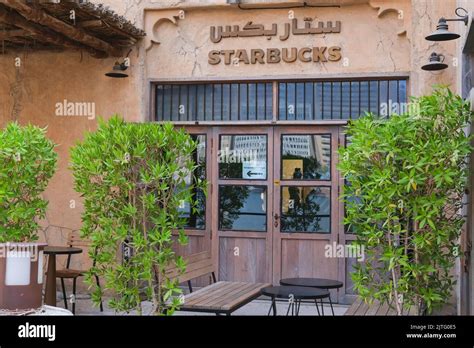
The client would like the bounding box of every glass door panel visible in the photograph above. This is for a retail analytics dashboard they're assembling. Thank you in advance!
[218,185,267,232]
[219,135,268,180]
[280,186,331,233]
[281,134,331,180]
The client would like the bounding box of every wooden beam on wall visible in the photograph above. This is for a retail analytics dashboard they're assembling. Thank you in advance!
[2,0,122,57]
[0,29,28,40]
[0,6,106,57]
[77,19,103,28]
[77,19,138,44]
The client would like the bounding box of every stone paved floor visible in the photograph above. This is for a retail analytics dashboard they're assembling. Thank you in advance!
[55,293,349,316]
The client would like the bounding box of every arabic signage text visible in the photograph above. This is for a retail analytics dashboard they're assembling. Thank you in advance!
[208,18,343,65]
[210,18,341,43]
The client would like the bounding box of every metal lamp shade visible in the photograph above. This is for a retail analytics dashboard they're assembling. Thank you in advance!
[425,18,461,41]
[105,62,128,78]
[426,28,461,41]
[421,61,448,71]
[421,52,448,71]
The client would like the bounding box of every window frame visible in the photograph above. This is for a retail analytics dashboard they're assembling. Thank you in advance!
[151,76,409,124]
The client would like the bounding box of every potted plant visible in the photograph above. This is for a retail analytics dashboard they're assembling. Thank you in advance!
[0,122,57,310]
[338,87,472,315]
[70,116,206,315]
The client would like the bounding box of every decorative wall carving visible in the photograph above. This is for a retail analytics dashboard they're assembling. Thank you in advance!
[144,10,182,51]
[369,0,409,38]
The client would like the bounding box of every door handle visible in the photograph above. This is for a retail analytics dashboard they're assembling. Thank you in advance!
[274,213,280,228]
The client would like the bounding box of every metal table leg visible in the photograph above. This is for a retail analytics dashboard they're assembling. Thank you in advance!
[328,294,335,316]
[286,301,291,316]
[268,297,277,316]
[314,299,321,316]
[296,299,301,316]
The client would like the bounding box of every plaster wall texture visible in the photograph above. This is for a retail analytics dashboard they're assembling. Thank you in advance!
[145,4,410,79]
[0,52,142,270]
[0,0,463,301]
[410,0,457,95]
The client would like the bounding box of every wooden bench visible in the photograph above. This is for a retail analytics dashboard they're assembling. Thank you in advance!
[166,251,270,315]
[345,297,418,315]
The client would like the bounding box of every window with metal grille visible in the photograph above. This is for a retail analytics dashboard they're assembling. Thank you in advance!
[278,79,407,120]
[153,78,407,122]
[154,82,273,121]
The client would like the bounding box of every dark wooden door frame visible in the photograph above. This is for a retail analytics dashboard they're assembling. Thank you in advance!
[181,125,348,297]
[272,126,342,301]
[210,126,274,283]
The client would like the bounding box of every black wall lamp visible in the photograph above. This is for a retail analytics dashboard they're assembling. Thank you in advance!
[105,49,132,78]
[105,61,128,78]
[421,52,448,71]
[425,7,469,41]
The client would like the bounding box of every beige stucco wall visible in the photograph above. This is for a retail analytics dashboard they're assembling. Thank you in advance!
[410,0,457,95]
[0,52,142,271]
[0,0,464,303]
[145,4,410,79]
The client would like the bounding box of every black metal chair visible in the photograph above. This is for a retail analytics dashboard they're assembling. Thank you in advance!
[56,231,103,314]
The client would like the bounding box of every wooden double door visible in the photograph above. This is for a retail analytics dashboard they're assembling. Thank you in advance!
[181,125,351,302]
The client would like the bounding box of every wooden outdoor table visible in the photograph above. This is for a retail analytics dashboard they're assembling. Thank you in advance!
[179,281,270,315]
[44,246,82,306]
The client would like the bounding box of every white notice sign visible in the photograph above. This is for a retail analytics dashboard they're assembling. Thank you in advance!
[243,161,266,179]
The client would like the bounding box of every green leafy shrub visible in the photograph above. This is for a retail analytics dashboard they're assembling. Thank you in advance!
[70,116,206,315]
[0,122,57,242]
[338,87,472,315]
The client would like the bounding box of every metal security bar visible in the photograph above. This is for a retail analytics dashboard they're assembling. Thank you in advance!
[153,78,407,122]
[155,82,273,121]
[278,79,407,120]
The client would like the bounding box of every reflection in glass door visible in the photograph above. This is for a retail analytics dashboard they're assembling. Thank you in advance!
[280,186,331,233]
[279,134,332,234]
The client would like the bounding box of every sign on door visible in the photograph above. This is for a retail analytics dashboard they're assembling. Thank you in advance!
[242,161,266,179]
